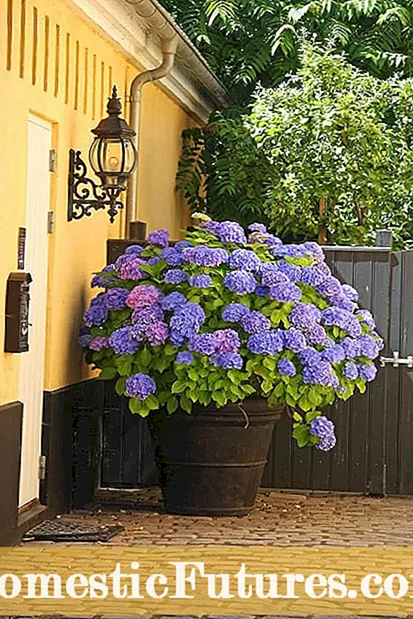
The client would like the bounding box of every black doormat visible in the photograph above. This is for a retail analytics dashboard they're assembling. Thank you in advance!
[23,519,123,542]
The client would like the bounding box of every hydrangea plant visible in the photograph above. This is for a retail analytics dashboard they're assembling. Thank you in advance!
[79,216,383,452]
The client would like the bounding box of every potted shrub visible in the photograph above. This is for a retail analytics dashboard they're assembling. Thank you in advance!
[79,216,383,515]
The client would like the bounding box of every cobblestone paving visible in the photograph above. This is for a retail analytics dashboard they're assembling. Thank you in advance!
[17,489,413,618]
[23,488,413,547]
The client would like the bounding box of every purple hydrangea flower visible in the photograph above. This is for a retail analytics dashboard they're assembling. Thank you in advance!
[174,240,192,251]
[329,293,355,313]
[269,282,302,303]
[164,269,188,284]
[126,285,163,310]
[104,288,130,311]
[160,247,183,267]
[303,361,336,386]
[89,336,110,351]
[306,324,327,345]
[299,347,322,365]
[302,242,325,263]
[356,310,376,330]
[170,330,186,346]
[322,307,362,338]
[248,223,267,233]
[359,335,380,360]
[317,435,337,451]
[125,373,156,400]
[343,361,358,380]
[132,316,169,346]
[278,358,296,377]
[119,257,147,281]
[132,305,164,324]
[214,329,241,353]
[309,416,336,448]
[147,229,169,247]
[283,328,307,353]
[161,292,187,311]
[300,265,328,287]
[78,326,92,348]
[222,303,250,323]
[289,303,321,329]
[247,330,284,355]
[182,245,229,267]
[125,245,144,255]
[189,274,212,288]
[241,310,271,334]
[189,333,217,356]
[206,220,247,244]
[358,363,377,381]
[341,337,361,359]
[342,284,358,302]
[228,249,261,271]
[277,260,301,283]
[210,352,243,369]
[224,270,257,295]
[322,344,345,364]
[255,285,269,297]
[170,302,205,338]
[109,326,139,355]
[91,265,116,288]
[83,295,108,326]
[176,352,194,365]
[317,277,342,297]
[271,244,308,259]
[260,263,289,286]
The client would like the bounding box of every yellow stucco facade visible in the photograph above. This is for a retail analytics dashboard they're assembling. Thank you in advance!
[0,0,198,403]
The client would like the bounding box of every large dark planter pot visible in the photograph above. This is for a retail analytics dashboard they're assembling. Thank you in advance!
[148,399,283,516]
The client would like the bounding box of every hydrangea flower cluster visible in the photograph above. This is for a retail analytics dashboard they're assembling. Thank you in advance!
[80,217,382,450]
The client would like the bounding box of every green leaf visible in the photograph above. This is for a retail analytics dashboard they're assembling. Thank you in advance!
[145,395,159,411]
[115,355,133,376]
[172,380,187,394]
[115,376,127,396]
[99,367,117,380]
[167,397,179,414]
[139,348,151,367]
[180,393,192,413]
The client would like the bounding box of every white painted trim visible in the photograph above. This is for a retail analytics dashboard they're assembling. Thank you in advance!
[66,0,225,122]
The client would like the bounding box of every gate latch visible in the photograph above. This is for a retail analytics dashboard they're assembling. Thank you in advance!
[380,351,413,368]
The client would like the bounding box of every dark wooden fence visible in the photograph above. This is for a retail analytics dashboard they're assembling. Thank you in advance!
[100,240,413,495]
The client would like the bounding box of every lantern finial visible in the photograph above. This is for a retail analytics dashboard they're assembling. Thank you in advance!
[107,85,122,116]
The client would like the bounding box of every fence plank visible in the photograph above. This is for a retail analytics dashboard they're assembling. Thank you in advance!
[398,252,413,494]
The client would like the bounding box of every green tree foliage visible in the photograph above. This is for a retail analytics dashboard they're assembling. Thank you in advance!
[163,0,413,104]
[177,47,413,248]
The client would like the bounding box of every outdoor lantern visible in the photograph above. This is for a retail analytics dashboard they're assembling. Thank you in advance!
[67,86,137,223]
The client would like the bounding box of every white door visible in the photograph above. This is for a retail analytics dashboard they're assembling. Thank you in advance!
[19,115,51,509]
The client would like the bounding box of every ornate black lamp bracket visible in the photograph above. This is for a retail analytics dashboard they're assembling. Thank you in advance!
[67,149,124,224]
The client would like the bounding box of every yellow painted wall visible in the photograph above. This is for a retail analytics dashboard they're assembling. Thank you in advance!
[0,0,195,402]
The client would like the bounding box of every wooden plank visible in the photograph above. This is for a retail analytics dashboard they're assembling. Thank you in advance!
[346,251,373,492]
[101,382,123,488]
[368,250,391,493]
[264,413,293,488]
[326,250,353,491]
[398,251,413,494]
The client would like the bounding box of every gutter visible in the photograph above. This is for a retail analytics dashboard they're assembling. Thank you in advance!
[126,36,179,234]
[123,0,229,109]
[121,0,230,236]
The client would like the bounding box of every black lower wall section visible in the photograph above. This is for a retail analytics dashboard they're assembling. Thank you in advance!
[1,379,103,546]
[42,379,104,511]
[0,401,23,546]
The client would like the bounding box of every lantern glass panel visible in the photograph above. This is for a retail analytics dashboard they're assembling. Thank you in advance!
[89,137,137,188]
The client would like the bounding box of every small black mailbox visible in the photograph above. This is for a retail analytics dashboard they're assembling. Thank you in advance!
[4,272,32,353]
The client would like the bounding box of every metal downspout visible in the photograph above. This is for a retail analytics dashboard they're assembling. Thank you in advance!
[125,36,178,238]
